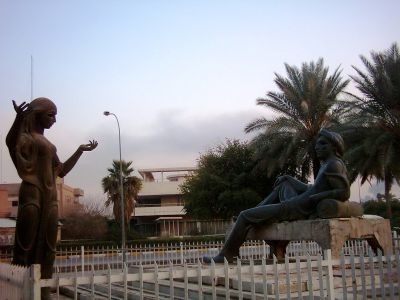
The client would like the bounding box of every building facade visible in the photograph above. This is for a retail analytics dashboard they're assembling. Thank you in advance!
[134,167,195,237]
[0,178,83,246]
[134,167,231,238]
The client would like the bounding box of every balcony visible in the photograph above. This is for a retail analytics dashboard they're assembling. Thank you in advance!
[138,181,181,197]
[134,204,185,217]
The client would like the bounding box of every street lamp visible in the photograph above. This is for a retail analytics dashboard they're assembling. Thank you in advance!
[103,111,126,265]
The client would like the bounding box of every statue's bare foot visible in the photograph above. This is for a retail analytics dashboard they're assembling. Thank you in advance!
[203,254,232,264]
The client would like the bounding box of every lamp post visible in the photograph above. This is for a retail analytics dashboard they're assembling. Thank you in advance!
[103,111,126,265]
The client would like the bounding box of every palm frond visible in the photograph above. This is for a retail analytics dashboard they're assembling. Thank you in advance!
[102,160,142,226]
[246,59,348,178]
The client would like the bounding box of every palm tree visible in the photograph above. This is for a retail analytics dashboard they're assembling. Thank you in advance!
[344,43,400,219]
[245,59,349,180]
[102,160,142,230]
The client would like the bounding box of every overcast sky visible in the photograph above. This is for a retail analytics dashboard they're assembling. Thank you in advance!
[1,0,399,203]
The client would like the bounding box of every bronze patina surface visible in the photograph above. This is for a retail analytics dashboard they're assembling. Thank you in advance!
[6,98,97,298]
[204,130,363,264]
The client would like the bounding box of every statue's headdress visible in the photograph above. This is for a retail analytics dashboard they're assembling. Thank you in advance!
[318,129,344,158]
[28,97,56,113]
[23,97,57,134]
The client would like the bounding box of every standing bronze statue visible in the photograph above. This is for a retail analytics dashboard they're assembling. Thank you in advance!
[204,130,350,263]
[6,98,98,298]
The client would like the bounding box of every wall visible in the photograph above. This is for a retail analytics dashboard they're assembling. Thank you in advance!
[56,178,84,218]
[0,190,11,218]
[0,179,84,220]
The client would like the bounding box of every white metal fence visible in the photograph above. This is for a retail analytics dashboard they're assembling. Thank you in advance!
[0,237,388,273]
[1,249,399,299]
[1,233,399,299]
[0,262,31,300]
[57,238,382,272]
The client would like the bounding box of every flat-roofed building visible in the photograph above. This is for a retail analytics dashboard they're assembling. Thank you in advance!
[0,178,84,220]
[135,167,196,237]
[0,179,83,246]
[56,178,84,218]
[0,183,19,218]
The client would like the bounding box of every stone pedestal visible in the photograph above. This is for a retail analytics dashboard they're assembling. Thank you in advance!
[248,217,392,259]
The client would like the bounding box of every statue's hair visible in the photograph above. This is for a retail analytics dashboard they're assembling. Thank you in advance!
[28,97,56,112]
[318,129,345,158]
[23,97,57,134]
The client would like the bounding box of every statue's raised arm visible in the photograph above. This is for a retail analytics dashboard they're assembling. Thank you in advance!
[6,101,29,166]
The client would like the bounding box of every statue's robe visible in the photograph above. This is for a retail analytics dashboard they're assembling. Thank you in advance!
[12,132,62,279]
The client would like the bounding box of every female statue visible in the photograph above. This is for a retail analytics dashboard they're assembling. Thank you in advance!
[6,98,98,298]
[204,130,350,263]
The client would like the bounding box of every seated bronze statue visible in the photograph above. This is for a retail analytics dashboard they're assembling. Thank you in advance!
[204,130,352,263]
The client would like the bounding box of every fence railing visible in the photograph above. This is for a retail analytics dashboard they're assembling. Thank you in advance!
[0,236,394,274]
[2,249,399,299]
[0,262,32,300]
[59,238,388,271]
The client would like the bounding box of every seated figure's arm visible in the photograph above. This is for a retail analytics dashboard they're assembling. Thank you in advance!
[311,159,350,202]
[310,188,350,202]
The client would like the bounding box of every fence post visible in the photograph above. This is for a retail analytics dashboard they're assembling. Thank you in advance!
[301,240,307,255]
[81,245,85,276]
[180,242,184,265]
[262,240,266,259]
[324,249,335,300]
[30,264,41,300]
[393,230,398,249]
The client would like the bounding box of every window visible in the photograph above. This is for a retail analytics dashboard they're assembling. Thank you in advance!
[137,197,161,207]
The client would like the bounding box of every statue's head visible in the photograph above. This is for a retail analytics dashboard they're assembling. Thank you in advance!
[24,97,57,132]
[29,97,57,113]
[316,130,344,159]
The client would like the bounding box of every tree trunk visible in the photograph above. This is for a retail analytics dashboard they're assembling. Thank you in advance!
[113,200,121,226]
[312,155,320,180]
[384,170,392,220]
[125,209,131,232]
[300,160,308,182]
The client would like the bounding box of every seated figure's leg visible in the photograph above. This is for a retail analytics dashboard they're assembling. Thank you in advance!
[276,180,304,202]
[219,212,251,260]
[277,180,302,202]
[257,180,304,207]
[204,203,283,263]
[256,190,279,206]
[204,212,250,263]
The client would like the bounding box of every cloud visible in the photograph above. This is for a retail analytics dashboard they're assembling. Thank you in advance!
[1,104,266,203]
[3,106,399,205]
[64,108,263,197]
[349,178,400,202]
[126,110,260,162]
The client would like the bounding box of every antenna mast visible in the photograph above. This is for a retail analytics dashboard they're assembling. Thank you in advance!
[31,55,33,100]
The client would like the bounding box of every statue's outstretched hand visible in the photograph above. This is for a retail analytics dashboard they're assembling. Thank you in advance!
[79,140,98,152]
[12,100,29,116]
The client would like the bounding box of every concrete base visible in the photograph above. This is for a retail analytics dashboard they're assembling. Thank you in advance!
[247,217,393,259]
